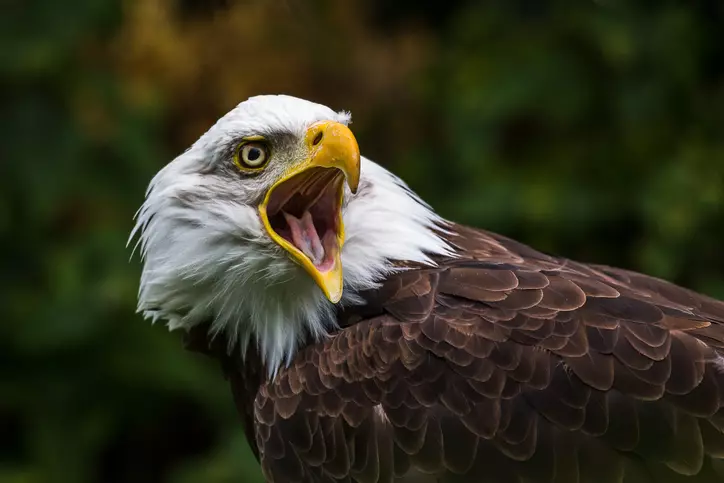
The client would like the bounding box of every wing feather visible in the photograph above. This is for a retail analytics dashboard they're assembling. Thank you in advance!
[194,223,724,482]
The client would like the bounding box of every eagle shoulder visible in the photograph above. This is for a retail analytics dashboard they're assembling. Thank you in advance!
[202,223,724,482]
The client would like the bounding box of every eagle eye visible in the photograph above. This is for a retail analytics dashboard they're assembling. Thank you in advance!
[235,141,270,170]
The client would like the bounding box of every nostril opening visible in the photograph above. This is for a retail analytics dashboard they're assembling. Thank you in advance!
[312,131,323,146]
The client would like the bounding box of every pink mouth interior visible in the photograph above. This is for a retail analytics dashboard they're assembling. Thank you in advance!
[266,167,343,273]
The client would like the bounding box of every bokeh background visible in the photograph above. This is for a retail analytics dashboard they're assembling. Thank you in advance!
[2,0,724,482]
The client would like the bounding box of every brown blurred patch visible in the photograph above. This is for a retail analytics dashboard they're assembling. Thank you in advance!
[112,0,434,155]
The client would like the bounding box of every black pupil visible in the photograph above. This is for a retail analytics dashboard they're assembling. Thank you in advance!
[247,147,261,162]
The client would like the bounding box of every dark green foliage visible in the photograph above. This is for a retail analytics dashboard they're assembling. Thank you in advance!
[1,1,722,482]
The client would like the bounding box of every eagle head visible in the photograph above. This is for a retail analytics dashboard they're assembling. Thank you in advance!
[131,95,451,373]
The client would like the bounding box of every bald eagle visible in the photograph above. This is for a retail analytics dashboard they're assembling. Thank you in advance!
[132,95,724,482]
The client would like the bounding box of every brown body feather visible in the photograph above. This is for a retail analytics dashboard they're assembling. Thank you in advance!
[187,224,724,482]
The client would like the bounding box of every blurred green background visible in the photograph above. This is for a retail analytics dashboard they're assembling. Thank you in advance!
[2,0,724,482]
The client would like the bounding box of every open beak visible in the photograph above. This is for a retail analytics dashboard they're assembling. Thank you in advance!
[259,121,360,303]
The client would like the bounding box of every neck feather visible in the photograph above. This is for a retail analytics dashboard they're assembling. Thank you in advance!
[134,158,453,377]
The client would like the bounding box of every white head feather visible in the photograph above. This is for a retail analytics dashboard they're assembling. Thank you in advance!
[130,95,453,375]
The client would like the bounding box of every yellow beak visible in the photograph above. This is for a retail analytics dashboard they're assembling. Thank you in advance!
[259,121,360,303]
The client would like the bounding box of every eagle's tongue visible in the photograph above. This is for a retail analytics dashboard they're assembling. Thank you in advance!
[283,211,325,266]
